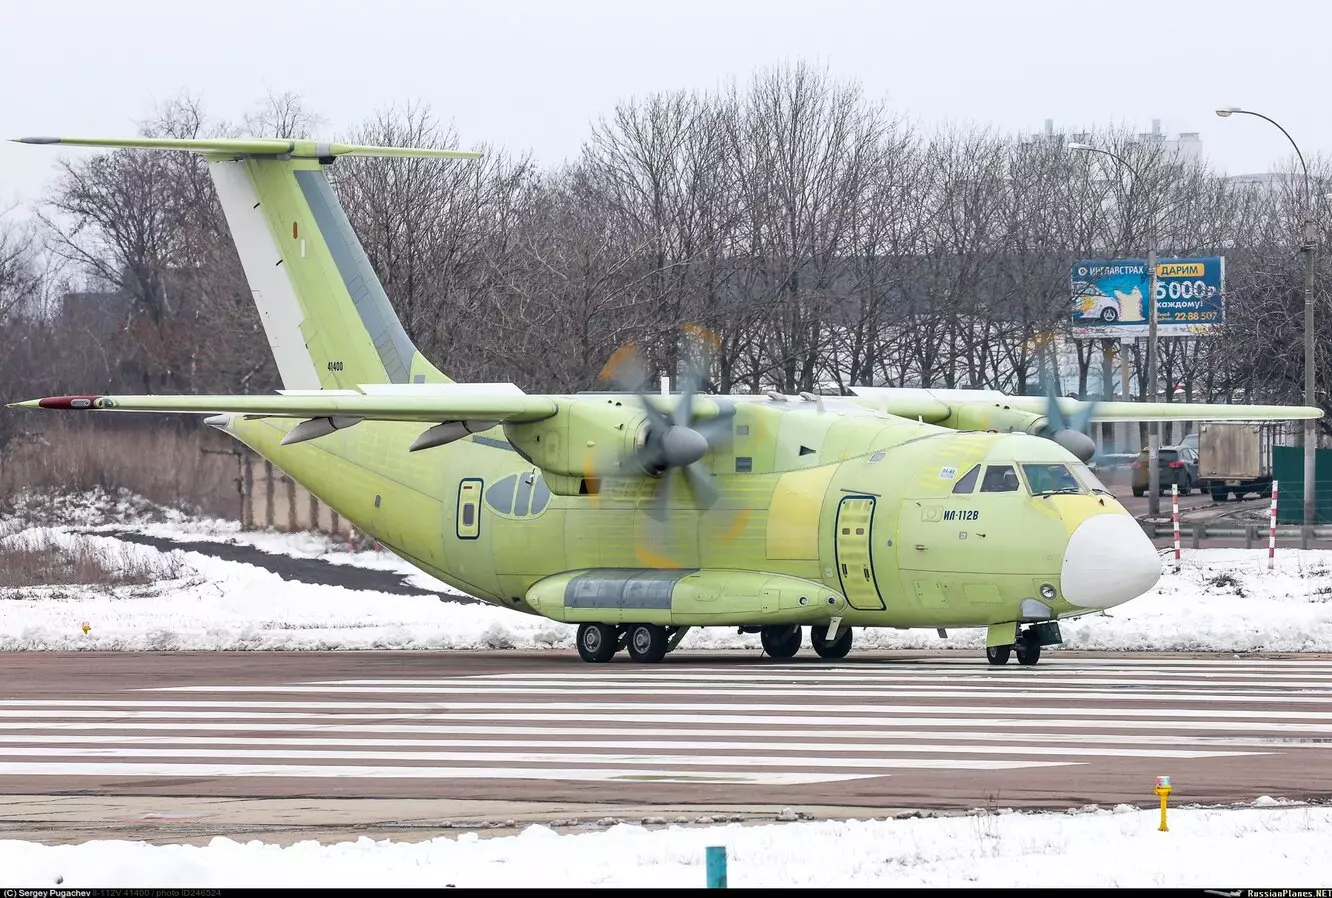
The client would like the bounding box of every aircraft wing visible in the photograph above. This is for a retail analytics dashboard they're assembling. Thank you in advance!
[848,387,1323,422]
[988,396,1323,422]
[6,391,558,423]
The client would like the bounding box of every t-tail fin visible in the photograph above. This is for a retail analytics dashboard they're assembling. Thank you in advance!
[14,135,480,390]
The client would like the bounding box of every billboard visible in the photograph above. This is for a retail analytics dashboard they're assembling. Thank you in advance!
[1070,256,1225,338]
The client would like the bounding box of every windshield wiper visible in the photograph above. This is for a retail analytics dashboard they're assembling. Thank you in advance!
[1033,488,1082,497]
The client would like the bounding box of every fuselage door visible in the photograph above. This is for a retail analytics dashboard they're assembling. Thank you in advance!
[835,494,886,611]
[456,478,482,540]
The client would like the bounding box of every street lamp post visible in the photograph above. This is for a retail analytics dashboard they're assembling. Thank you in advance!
[1216,107,1318,536]
[1069,142,1163,515]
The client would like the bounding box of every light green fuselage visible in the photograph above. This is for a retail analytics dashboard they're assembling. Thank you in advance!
[222,395,1122,631]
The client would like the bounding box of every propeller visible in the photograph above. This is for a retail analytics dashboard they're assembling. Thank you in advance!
[1037,380,1099,463]
[599,330,736,514]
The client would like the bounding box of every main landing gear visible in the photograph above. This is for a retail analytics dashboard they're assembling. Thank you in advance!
[985,621,1062,667]
[576,622,858,663]
[575,622,690,663]
[756,623,853,660]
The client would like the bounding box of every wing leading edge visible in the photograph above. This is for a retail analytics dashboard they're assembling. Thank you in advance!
[849,387,1323,422]
[7,392,558,423]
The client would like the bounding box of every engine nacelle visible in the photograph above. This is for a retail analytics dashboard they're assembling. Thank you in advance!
[504,398,650,495]
[950,403,1095,462]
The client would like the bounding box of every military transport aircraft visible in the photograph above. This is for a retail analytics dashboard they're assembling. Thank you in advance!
[8,135,1322,666]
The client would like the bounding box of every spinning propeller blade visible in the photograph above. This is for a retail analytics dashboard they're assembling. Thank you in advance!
[1038,381,1098,463]
[595,328,739,564]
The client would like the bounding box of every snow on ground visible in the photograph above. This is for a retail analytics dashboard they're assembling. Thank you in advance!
[1,802,1328,887]
[2,487,1332,652]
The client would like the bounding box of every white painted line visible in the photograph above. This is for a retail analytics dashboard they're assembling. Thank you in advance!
[299,668,1332,682]
[0,716,1326,734]
[107,686,1332,703]
[5,702,1322,720]
[0,734,1261,759]
[0,727,1311,749]
[0,746,1077,770]
[0,761,872,785]
[466,663,1332,679]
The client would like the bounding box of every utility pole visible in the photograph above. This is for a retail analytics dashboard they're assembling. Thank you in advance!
[1303,211,1317,536]
[1119,338,1132,451]
[1069,139,1158,505]
[1216,107,1319,535]
[1147,240,1161,516]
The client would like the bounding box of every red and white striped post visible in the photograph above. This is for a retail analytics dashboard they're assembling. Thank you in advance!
[1268,479,1279,571]
[1171,483,1181,562]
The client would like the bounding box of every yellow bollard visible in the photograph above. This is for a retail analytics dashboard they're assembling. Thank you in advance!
[1154,775,1172,831]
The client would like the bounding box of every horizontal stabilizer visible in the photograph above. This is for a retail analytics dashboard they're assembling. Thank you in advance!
[7,393,556,424]
[12,136,481,160]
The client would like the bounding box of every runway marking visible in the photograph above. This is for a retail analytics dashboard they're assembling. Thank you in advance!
[0,761,871,785]
[6,702,1325,720]
[0,727,1321,748]
[109,687,1332,702]
[158,673,1332,690]
[0,717,1326,734]
[0,747,1077,771]
[0,735,1263,759]
[5,658,1326,790]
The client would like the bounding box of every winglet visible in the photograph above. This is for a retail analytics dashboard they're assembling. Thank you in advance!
[11,136,482,160]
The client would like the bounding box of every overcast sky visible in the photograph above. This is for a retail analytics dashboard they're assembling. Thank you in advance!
[1,0,1327,211]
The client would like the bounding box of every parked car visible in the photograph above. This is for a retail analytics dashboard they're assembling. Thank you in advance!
[1131,444,1200,496]
[1072,282,1121,323]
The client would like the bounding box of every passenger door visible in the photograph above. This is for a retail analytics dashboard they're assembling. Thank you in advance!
[834,495,885,611]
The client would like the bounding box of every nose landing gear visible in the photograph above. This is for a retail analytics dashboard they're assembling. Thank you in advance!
[984,621,1061,666]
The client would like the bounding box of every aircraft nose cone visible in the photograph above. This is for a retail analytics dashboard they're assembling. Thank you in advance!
[659,425,708,467]
[1061,514,1162,610]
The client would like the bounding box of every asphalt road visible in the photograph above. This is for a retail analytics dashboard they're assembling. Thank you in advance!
[1114,487,1267,521]
[0,650,1329,845]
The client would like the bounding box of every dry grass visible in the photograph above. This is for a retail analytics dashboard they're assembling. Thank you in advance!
[0,526,190,588]
[0,417,244,521]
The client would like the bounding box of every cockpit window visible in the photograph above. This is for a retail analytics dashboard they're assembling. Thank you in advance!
[1021,463,1085,495]
[952,464,981,494]
[980,465,1020,492]
[1071,462,1112,495]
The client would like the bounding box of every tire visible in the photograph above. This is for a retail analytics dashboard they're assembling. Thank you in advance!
[1100,307,1119,323]
[1133,487,1145,497]
[576,623,618,663]
[626,623,668,663]
[760,625,801,658]
[1210,487,1228,502]
[811,624,852,660]
[986,645,1011,665]
[1016,637,1042,666]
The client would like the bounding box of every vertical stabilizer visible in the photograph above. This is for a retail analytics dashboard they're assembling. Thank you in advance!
[14,135,480,390]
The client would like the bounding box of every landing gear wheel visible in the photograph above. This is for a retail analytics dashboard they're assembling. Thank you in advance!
[1016,632,1042,666]
[626,623,669,663]
[811,624,852,660]
[576,622,618,663]
[986,644,1011,665]
[760,625,802,658]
